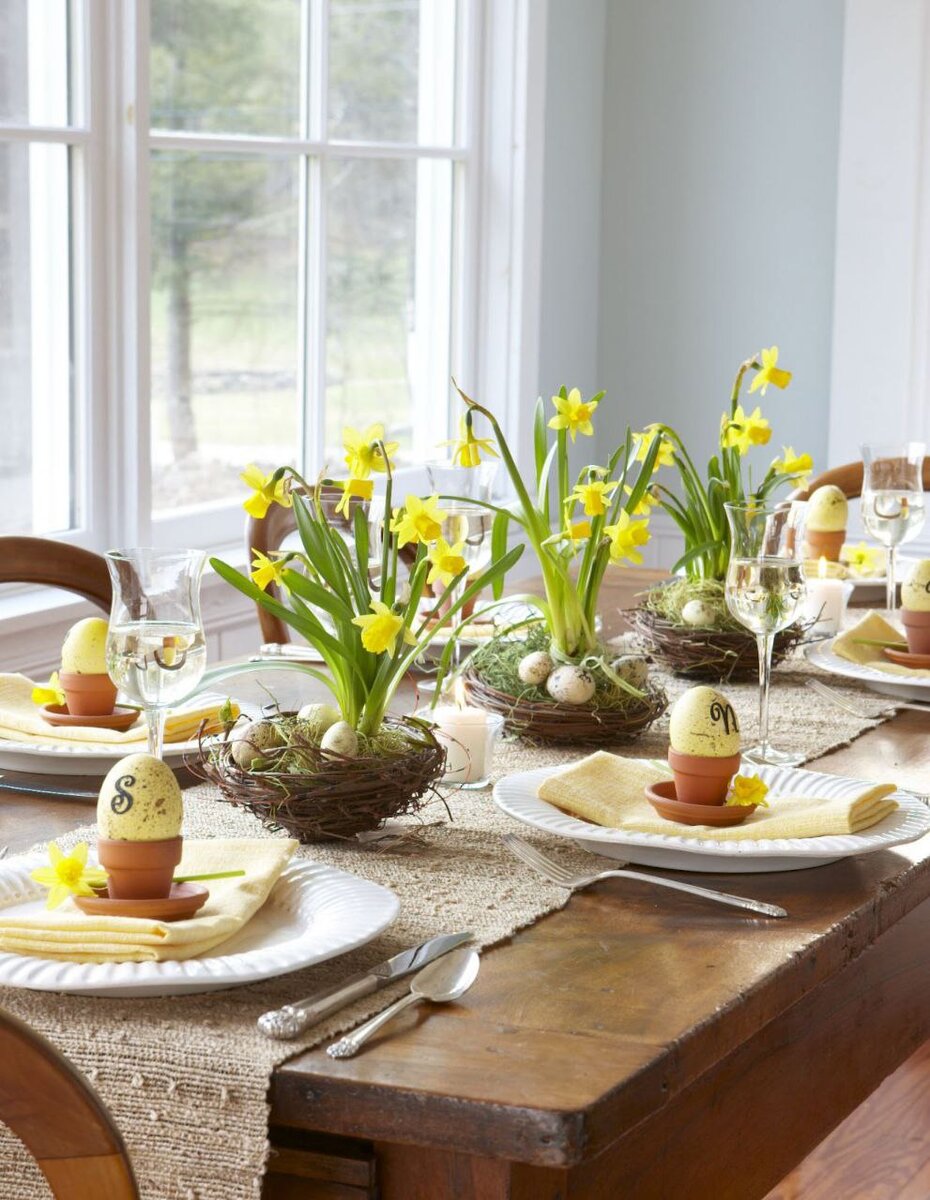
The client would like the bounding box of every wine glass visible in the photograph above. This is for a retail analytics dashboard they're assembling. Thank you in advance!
[861,443,925,613]
[724,503,807,767]
[105,549,207,759]
[439,503,492,663]
[426,460,498,503]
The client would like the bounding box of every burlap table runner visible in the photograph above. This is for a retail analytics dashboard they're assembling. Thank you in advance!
[0,660,894,1198]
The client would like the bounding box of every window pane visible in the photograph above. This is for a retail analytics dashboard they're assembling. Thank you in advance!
[151,0,303,136]
[0,0,70,127]
[0,142,73,535]
[328,0,457,143]
[150,151,301,515]
[324,156,453,463]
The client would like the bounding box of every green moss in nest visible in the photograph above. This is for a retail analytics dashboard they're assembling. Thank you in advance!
[641,578,746,632]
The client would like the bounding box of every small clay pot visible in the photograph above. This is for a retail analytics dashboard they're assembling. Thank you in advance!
[667,748,742,806]
[901,608,930,655]
[58,671,117,717]
[804,529,845,562]
[97,836,183,900]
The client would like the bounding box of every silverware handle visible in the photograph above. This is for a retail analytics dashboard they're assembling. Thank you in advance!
[606,870,787,918]
[327,992,421,1058]
[258,974,379,1040]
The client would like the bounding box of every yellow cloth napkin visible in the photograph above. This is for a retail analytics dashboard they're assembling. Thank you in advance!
[0,673,235,745]
[537,752,899,840]
[832,612,930,678]
[0,838,297,962]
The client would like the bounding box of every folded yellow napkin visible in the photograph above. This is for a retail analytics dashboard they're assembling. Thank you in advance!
[0,838,297,962]
[832,612,930,678]
[0,673,235,746]
[537,752,899,840]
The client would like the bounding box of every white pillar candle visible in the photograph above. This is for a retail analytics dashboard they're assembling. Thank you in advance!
[802,558,850,636]
[431,703,492,784]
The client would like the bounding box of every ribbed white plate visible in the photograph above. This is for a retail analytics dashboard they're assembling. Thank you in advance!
[0,856,399,996]
[804,637,930,702]
[493,763,930,873]
[0,735,196,776]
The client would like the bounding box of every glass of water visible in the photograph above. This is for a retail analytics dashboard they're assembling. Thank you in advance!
[724,503,807,767]
[105,549,207,759]
[861,443,926,613]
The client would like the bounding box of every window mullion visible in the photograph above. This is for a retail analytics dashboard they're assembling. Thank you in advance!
[303,0,328,473]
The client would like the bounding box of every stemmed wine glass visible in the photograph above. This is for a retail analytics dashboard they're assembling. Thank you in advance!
[860,443,925,613]
[105,549,207,759]
[440,503,492,663]
[724,503,807,767]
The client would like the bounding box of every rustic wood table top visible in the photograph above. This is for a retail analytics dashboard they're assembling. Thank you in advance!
[4,567,930,1200]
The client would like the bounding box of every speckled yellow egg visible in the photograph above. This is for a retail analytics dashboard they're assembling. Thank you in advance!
[902,560,930,612]
[97,754,183,841]
[61,617,109,674]
[320,721,359,756]
[806,485,848,533]
[668,686,741,757]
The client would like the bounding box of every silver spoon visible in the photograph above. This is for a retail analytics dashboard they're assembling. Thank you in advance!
[326,947,480,1058]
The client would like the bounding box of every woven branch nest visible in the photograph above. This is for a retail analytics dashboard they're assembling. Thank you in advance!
[192,716,446,842]
[464,669,667,745]
[627,607,809,682]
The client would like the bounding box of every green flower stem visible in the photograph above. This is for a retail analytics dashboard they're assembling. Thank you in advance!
[174,870,246,883]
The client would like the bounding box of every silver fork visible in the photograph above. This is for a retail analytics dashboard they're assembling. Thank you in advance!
[805,678,930,717]
[503,834,787,918]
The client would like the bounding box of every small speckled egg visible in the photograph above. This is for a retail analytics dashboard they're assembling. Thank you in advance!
[806,485,848,533]
[97,753,183,841]
[902,560,930,612]
[321,721,359,757]
[296,702,341,735]
[230,720,282,770]
[610,655,649,689]
[518,651,554,686]
[668,686,741,758]
[546,665,596,705]
[681,599,717,628]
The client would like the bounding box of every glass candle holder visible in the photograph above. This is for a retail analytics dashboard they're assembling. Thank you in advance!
[418,705,505,789]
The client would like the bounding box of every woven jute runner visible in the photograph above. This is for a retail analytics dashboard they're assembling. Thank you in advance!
[0,660,892,1198]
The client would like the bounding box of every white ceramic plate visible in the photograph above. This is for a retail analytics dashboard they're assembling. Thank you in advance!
[0,855,399,996]
[804,637,930,702]
[493,763,930,873]
[0,734,197,776]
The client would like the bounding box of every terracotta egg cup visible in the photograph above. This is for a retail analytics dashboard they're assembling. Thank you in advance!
[41,703,138,732]
[97,836,183,900]
[900,609,930,656]
[645,779,756,827]
[667,747,742,806]
[58,671,117,718]
[804,529,845,562]
[75,882,208,922]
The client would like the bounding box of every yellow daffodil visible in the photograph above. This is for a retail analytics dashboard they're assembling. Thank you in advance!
[635,424,675,469]
[352,600,417,656]
[31,672,65,708]
[543,520,593,547]
[241,464,292,520]
[623,483,659,516]
[30,842,108,910]
[391,494,447,547]
[334,476,374,517]
[771,446,813,487]
[748,346,792,395]
[604,511,651,564]
[442,415,498,468]
[842,541,885,577]
[250,549,288,592]
[426,538,467,587]
[343,423,398,479]
[570,479,618,517]
[548,388,598,442]
[726,774,770,808]
[721,404,772,455]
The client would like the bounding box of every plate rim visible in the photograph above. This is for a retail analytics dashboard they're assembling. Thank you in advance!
[803,637,930,690]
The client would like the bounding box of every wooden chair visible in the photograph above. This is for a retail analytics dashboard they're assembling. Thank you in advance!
[0,1007,139,1198]
[793,459,930,501]
[0,537,111,613]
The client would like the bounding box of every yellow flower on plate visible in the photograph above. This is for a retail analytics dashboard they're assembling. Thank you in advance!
[426,538,467,587]
[343,423,398,479]
[726,774,770,808]
[442,415,498,468]
[721,404,772,455]
[604,511,651,564]
[352,601,417,656]
[570,479,618,517]
[771,446,813,486]
[623,483,658,516]
[842,541,885,577]
[635,424,675,469]
[30,842,108,910]
[31,672,66,708]
[334,476,374,517]
[391,494,447,547]
[241,464,292,520]
[250,549,288,592]
[748,345,792,395]
[548,388,598,442]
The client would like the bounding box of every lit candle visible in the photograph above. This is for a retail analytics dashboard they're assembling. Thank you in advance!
[801,556,851,636]
[430,680,503,788]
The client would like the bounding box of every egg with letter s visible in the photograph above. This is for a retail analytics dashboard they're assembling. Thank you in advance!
[668,686,741,758]
[902,560,930,613]
[97,753,184,842]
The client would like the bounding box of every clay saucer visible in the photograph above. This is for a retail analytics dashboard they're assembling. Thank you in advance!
[882,647,930,670]
[73,882,208,921]
[644,779,757,827]
[41,703,140,732]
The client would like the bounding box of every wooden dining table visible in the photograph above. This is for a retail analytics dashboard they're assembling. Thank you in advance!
[4,567,930,1199]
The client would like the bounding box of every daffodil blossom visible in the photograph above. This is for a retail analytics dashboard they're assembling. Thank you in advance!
[30,842,108,910]
[548,388,598,442]
[543,520,592,546]
[442,415,498,468]
[570,479,618,517]
[352,601,417,656]
[241,464,292,519]
[771,446,813,486]
[842,541,885,577]
[391,494,447,547]
[343,423,399,479]
[426,538,467,587]
[250,549,289,592]
[335,476,374,517]
[31,672,65,708]
[720,404,771,455]
[635,424,675,469]
[726,774,770,808]
[748,346,792,395]
[604,511,651,564]
[623,483,658,517]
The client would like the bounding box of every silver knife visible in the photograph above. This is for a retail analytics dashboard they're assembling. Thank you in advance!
[256,930,473,1040]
